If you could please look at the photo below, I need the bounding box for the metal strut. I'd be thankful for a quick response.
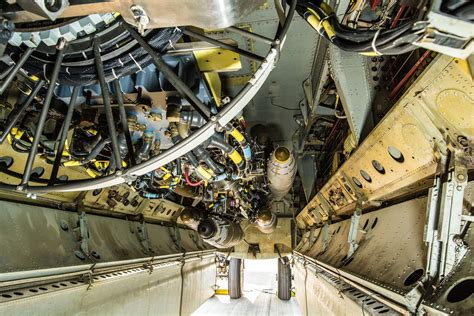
[113,79,136,166]
[120,20,212,120]
[20,39,66,188]
[93,36,122,172]
[182,28,266,62]
[0,79,45,144]
[49,86,80,185]
[0,47,35,95]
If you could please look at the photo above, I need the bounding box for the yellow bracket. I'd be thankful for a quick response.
[193,48,241,72]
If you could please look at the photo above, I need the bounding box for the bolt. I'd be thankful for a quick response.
[457,173,465,182]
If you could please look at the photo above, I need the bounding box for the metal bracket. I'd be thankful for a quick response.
[168,226,184,252]
[437,151,468,278]
[137,221,153,255]
[77,212,89,256]
[347,210,361,258]
[321,223,330,253]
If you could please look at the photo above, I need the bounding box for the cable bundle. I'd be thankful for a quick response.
[296,0,422,55]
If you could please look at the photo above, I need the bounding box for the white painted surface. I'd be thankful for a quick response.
[193,259,302,316]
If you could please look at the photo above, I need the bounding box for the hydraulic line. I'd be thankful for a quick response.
[184,167,203,187]
[208,134,244,171]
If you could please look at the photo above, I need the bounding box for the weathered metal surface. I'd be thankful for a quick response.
[297,56,473,229]
[293,257,404,315]
[294,192,473,315]
[0,255,216,316]
[0,200,212,272]
[296,198,428,294]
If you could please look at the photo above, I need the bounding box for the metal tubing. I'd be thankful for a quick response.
[226,26,275,45]
[0,47,35,95]
[0,79,45,144]
[113,79,136,166]
[93,36,122,172]
[20,41,66,187]
[49,86,80,185]
[182,28,265,62]
[121,21,212,119]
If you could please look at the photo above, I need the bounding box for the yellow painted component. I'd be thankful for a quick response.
[94,160,109,170]
[85,168,98,178]
[193,48,241,72]
[160,166,171,173]
[229,128,245,143]
[223,75,251,86]
[215,289,228,295]
[360,52,381,57]
[306,12,323,33]
[14,129,24,140]
[204,72,222,107]
[30,75,39,81]
[208,203,214,208]
[228,149,243,165]
[307,8,335,39]
[320,2,334,14]
[163,173,171,180]
[455,58,472,78]
[7,134,12,144]
[87,128,98,136]
[196,166,213,180]
[159,185,169,189]
[63,160,83,167]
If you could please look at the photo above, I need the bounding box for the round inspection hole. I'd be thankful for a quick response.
[371,218,378,229]
[387,146,404,163]
[344,183,353,194]
[336,226,341,234]
[52,285,60,289]
[123,192,130,199]
[360,170,372,183]
[447,279,474,303]
[29,289,38,293]
[371,160,385,174]
[13,291,23,296]
[403,269,424,286]
[92,188,102,196]
[379,309,390,314]
[31,167,45,178]
[352,177,363,188]
[1,294,12,298]
[39,287,48,291]
[59,283,68,287]
[58,175,68,182]
[0,156,14,169]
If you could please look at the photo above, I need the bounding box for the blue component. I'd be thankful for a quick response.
[212,173,227,182]
[243,146,252,159]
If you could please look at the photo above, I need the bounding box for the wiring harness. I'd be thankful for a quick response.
[296,0,425,55]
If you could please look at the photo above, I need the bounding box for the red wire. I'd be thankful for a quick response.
[389,50,431,100]
[391,5,406,28]
[184,167,203,187]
